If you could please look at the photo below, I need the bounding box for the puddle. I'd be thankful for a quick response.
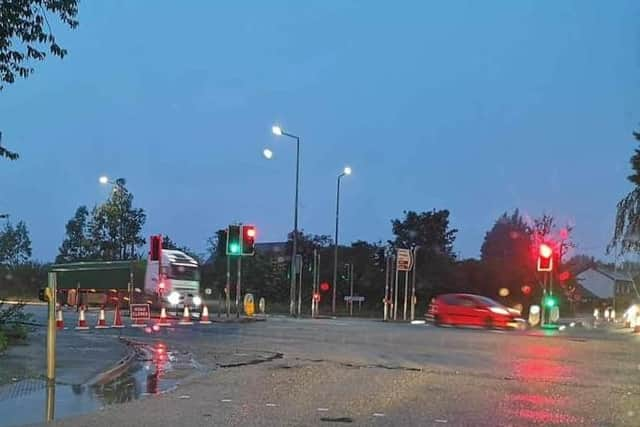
[0,342,197,427]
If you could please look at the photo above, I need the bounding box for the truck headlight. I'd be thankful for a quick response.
[193,296,202,306]
[167,291,180,306]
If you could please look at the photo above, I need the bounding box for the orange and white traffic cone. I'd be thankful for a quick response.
[75,306,89,330]
[112,304,125,328]
[158,306,171,327]
[199,305,211,324]
[178,306,193,325]
[56,307,64,330]
[95,307,110,329]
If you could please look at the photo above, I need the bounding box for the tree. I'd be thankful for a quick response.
[1,1,79,159]
[0,0,79,90]
[610,129,640,254]
[480,209,534,302]
[58,184,146,261]
[0,220,32,266]
[56,206,90,262]
[390,210,458,296]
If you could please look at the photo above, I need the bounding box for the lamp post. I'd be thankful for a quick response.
[332,166,352,315]
[271,125,301,317]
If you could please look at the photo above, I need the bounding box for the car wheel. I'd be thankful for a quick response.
[484,316,494,329]
[434,315,444,326]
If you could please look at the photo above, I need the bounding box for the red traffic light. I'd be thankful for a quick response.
[539,243,552,259]
[521,285,532,296]
[558,271,570,282]
[150,235,162,261]
[320,282,330,292]
[537,243,554,272]
[241,225,256,255]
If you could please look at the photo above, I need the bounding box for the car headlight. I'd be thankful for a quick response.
[167,291,180,306]
[193,296,202,306]
[489,307,509,315]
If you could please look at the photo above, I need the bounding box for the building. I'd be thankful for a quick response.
[575,267,637,313]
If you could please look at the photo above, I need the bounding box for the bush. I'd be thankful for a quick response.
[0,302,33,344]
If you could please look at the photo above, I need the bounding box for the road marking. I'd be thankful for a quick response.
[265,403,278,407]
[317,408,329,412]
[435,419,448,423]
[221,399,233,402]
[372,413,385,417]
[178,395,190,399]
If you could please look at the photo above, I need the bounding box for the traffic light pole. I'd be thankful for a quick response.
[297,256,303,317]
[236,256,242,318]
[226,255,231,317]
[383,255,390,321]
[349,264,354,316]
[410,246,419,321]
[393,255,399,321]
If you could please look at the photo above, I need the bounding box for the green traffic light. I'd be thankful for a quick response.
[229,243,240,254]
[544,296,558,308]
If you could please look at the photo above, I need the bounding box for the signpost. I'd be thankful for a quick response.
[130,304,150,321]
[344,295,365,312]
[396,249,412,271]
[395,249,412,320]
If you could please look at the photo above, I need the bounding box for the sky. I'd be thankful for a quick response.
[1,0,639,262]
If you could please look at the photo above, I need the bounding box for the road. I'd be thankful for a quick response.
[4,309,640,426]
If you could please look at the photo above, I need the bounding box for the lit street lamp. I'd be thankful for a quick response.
[98,175,126,190]
[262,148,273,160]
[332,166,352,315]
[271,124,301,317]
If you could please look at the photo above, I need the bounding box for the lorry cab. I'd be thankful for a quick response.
[144,249,202,310]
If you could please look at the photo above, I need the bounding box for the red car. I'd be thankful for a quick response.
[426,293,524,329]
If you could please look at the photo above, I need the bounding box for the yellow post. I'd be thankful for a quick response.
[45,272,57,421]
[46,272,57,383]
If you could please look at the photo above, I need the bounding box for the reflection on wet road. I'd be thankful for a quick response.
[0,341,192,427]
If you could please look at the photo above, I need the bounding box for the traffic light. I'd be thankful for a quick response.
[320,282,331,292]
[241,225,256,256]
[543,295,558,308]
[537,243,553,272]
[150,235,162,261]
[226,225,241,255]
[521,285,532,296]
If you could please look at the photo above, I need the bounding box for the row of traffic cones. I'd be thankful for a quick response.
[56,304,212,330]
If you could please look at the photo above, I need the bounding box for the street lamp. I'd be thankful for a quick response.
[332,166,352,315]
[98,175,126,190]
[271,124,301,317]
[262,148,273,160]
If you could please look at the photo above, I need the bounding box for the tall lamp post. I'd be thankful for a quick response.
[271,125,301,317]
[332,166,352,315]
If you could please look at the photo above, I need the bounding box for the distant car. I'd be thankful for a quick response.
[426,293,524,329]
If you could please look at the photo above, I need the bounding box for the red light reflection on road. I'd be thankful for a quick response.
[500,343,583,424]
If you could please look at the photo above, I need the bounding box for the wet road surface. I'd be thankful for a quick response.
[3,312,639,426]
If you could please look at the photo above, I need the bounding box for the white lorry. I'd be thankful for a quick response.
[144,249,202,312]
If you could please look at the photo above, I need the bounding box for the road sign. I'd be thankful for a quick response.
[396,248,412,271]
[130,304,150,320]
[344,296,365,302]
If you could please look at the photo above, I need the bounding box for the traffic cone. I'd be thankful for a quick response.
[75,306,89,330]
[112,304,125,328]
[95,307,110,329]
[56,307,64,330]
[199,305,211,324]
[158,307,171,327]
[178,306,193,325]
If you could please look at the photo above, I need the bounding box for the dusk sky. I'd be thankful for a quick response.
[1,1,639,262]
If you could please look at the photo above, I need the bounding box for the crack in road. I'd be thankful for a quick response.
[218,352,283,368]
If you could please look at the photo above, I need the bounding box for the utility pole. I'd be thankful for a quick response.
[297,255,303,317]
